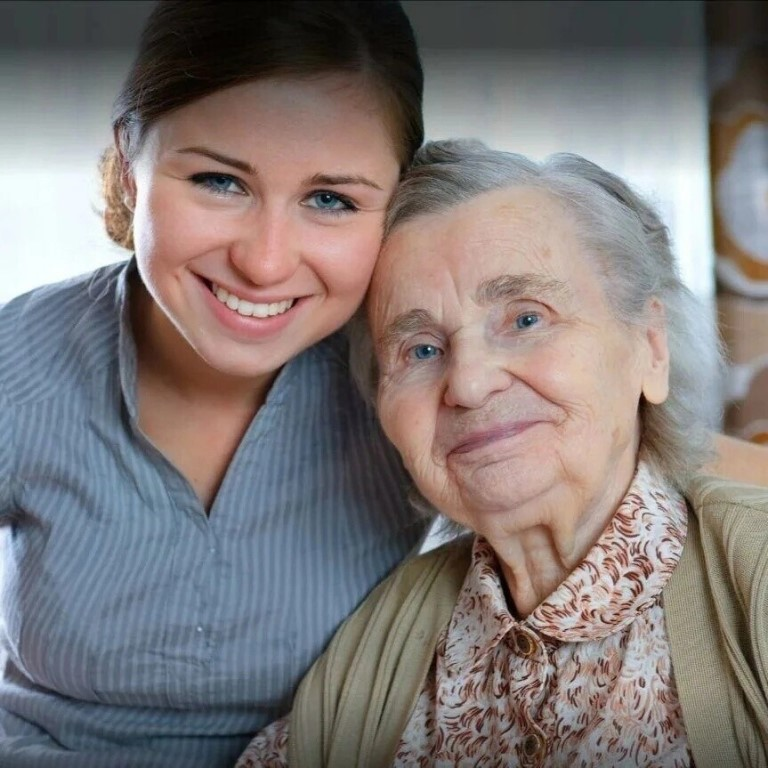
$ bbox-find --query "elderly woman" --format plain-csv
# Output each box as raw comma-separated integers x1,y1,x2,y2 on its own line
239,141,768,768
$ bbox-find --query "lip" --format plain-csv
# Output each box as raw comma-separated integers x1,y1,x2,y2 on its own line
205,277,300,305
195,274,309,341
448,421,544,456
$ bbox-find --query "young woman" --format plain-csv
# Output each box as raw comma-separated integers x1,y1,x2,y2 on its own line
0,3,764,767
0,3,424,767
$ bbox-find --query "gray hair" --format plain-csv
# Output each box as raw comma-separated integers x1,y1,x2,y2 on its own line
350,139,726,494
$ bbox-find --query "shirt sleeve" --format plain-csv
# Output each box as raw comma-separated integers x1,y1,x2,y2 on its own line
235,716,290,768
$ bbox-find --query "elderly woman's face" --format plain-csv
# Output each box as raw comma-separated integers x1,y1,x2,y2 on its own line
370,186,669,537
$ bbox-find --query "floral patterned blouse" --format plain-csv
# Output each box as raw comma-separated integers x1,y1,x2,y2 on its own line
238,462,692,767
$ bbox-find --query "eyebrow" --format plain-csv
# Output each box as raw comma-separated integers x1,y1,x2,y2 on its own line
307,172,384,191
378,309,437,354
174,148,383,191
175,147,254,174
475,273,571,305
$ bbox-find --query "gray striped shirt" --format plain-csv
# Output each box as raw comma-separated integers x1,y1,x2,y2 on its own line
0,260,425,767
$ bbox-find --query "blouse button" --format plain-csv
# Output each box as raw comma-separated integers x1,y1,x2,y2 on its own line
521,732,547,764
514,630,537,658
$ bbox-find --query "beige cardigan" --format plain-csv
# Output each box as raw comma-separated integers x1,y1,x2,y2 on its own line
289,477,768,768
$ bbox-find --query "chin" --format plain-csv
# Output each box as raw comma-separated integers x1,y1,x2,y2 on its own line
462,492,537,520
194,344,287,381
456,460,553,503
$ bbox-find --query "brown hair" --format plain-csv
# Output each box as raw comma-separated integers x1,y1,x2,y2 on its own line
102,0,424,250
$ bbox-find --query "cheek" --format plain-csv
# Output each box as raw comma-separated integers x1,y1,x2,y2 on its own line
131,191,158,261
519,345,588,412
378,388,436,467
133,187,212,269
311,221,385,296
377,393,410,455
537,337,625,403
552,338,644,438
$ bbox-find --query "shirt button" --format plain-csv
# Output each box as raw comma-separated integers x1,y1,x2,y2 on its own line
196,625,204,633
521,732,546,764
513,630,537,658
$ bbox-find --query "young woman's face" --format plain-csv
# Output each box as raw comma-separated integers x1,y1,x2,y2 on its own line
126,74,401,379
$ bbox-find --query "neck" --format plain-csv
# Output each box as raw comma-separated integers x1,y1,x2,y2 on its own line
495,527,574,618
131,277,276,412
488,463,637,618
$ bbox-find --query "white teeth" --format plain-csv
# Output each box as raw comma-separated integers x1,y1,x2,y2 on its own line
212,283,295,318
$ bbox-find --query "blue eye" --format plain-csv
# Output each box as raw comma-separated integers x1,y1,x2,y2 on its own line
306,191,356,213
407,344,442,362
515,313,540,330
190,173,244,196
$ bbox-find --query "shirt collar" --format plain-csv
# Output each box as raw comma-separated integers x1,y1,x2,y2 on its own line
443,461,687,674
443,535,516,675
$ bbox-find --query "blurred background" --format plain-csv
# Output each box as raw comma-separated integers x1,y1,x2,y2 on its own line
0,0,766,440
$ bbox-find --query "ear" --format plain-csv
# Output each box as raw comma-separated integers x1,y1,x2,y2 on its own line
114,126,136,211
640,297,670,405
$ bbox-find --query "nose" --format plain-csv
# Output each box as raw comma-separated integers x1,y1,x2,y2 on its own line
229,208,300,287
443,338,514,410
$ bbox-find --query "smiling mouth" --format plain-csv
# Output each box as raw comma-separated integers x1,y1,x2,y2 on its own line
210,282,296,318
450,421,543,456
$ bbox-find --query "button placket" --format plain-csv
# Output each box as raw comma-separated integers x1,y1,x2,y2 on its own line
507,626,548,767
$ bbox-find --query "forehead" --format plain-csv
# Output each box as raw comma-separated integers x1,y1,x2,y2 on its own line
373,186,587,310
143,73,398,166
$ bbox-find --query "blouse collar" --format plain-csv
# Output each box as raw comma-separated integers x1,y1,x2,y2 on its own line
443,461,687,674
